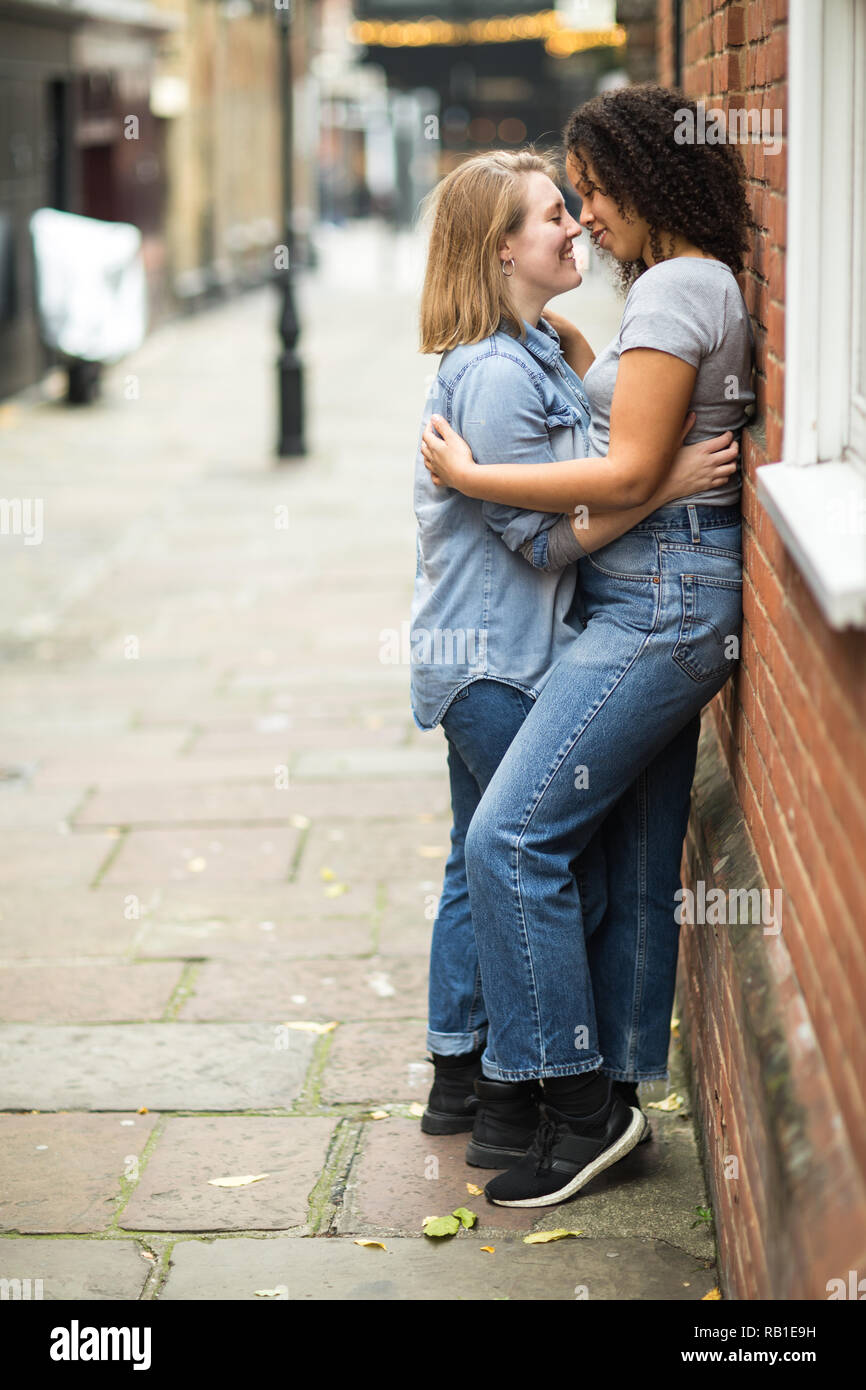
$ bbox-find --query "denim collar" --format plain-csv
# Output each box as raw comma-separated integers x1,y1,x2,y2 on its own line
498,315,562,367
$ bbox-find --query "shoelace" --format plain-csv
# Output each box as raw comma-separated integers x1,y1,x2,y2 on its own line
530,1115,562,1173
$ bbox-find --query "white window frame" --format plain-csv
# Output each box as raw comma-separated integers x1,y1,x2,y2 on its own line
757,0,866,629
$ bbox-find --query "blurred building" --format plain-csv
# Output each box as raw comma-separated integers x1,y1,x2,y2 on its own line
0,0,178,397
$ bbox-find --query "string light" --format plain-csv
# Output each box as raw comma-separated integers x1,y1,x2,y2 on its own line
349,11,627,52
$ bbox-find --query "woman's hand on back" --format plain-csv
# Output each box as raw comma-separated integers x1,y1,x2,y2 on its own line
662,414,739,505
421,416,477,490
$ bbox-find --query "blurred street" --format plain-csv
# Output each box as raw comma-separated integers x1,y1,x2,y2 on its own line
0,221,718,1300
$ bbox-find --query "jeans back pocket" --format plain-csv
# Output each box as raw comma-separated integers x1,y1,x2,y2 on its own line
672,571,743,683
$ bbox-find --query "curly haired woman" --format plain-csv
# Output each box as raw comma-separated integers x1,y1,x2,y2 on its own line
422,85,755,1207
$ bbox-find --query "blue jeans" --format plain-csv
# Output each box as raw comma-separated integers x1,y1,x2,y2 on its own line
427,679,610,1055
463,503,743,1081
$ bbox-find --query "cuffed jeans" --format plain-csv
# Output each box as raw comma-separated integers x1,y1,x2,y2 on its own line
463,504,743,1081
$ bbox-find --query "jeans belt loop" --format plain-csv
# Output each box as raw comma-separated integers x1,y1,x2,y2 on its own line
687,503,701,543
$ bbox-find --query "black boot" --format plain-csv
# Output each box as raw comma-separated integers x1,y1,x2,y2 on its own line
613,1080,652,1144
465,1077,541,1168
421,1048,484,1135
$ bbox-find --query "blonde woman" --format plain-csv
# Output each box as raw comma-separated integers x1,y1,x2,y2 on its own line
412,148,739,1173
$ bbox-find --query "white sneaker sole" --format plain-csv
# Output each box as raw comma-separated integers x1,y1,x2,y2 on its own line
488,1107,646,1208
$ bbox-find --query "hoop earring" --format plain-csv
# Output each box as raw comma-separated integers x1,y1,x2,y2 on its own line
501,258,515,277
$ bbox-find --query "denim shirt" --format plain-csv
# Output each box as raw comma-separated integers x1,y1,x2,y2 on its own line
410,317,592,730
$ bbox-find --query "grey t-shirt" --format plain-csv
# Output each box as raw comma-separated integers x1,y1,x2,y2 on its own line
583,257,754,506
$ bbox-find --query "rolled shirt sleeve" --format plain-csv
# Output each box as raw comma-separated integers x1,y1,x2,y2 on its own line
448,353,563,553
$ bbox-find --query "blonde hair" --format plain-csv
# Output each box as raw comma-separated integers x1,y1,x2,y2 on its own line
419,148,561,354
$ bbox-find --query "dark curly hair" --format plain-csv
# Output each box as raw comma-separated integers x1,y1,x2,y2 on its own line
564,84,754,293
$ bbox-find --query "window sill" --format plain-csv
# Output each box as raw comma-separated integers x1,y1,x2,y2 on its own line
756,459,866,630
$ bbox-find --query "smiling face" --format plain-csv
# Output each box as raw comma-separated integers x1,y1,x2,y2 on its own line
499,171,582,302
565,151,650,264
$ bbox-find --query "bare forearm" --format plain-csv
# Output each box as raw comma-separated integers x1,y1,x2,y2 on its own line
462,455,652,512
576,486,673,554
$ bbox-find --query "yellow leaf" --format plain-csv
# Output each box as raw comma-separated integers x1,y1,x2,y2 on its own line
285,1020,338,1034
367,1110,389,1120
702,1288,722,1300
646,1093,683,1112
480,1246,495,1254
207,1173,270,1188
320,867,336,881
523,1230,583,1244
466,1183,484,1196
408,1102,425,1117
137,1106,149,1115
323,883,349,898
354,1239,387,1250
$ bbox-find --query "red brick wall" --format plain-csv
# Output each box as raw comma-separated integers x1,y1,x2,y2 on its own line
656,0,866,1297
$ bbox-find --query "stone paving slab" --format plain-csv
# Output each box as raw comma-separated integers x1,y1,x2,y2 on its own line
0,889,142,961
0,1024,315,1110
296,819,451,885
119,1117,336,1231
135,913,374,961
158,1233,717,1300
0,1112,158,1232
186,724,407,757
292,748,446,781
0,830,117,885
319,1022,429,1104
99,826,303,886
340,1119,537,1237
179,957,427,1022
376,877,441,954
0,963,183,1023
0,1238,152,1299
0,788,84,829
32,757,300,789
76,780,450,827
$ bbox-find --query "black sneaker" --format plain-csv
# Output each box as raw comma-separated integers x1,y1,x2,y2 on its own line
420,1049,483,1135
484,1090,645,1208
613,1080,652,1144
465,1078,541,1168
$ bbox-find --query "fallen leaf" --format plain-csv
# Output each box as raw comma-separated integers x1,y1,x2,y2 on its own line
320,867,336,881
702,1288,722,1300
207,1173,269,1188
323,883,349,898
452,1207,477,1229
353,1239,387,1250
137,1106,148,1115
408,1102,425,1117
187,857,207,873
366,1110,389,1120
466,1183,484,1196
285,1020,337,1034
523,1230,583,1244
481,1246,495,1254
646,1093,683,1112
140,1252,156,1262
422,1214,461,1238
